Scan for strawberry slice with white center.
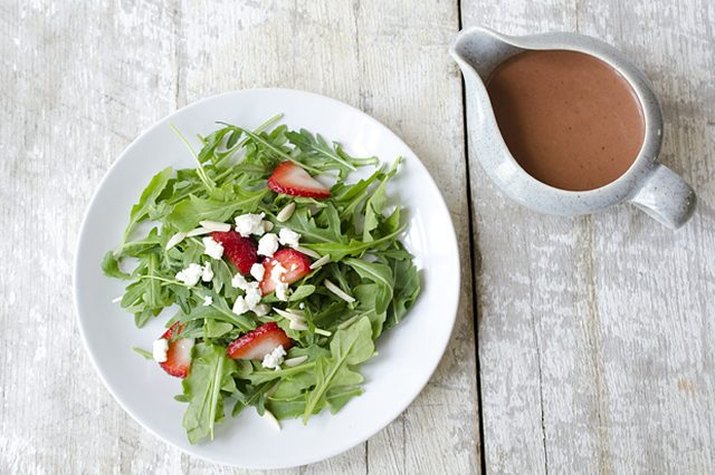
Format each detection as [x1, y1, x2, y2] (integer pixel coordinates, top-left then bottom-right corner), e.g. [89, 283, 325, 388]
[226, 322, 293, 360]
[267, 161, 331, 199]
[259, 248, 312, 295]
[158, 322, 194, 378]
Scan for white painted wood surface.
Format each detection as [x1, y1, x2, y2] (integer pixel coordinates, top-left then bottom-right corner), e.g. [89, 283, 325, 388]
[2, 0, 713, 473]
[462, 1, 715, 473]
[1, 1, 478, 473]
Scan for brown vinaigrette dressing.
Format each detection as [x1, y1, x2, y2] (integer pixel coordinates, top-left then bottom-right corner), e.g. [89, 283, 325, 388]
[486, 50, 645, 191]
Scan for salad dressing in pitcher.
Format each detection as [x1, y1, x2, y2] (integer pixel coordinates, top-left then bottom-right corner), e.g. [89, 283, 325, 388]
[486, 50, 645, 191]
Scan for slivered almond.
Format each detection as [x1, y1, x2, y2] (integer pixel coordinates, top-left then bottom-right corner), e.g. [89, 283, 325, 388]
[294, 246, 321, 259]
[165, 231, 187, 250]
[324, 279, 356, 303]
[309, 254, 330, 270]
[289, 320, 309, 331]
[283, 355, 308, 367]
[276, 202, 296, 222]
[199, 220, 231, 232]
[260, 409, 281, 431]
[186, 227, 211, 237]
[273, 307, 306, 322]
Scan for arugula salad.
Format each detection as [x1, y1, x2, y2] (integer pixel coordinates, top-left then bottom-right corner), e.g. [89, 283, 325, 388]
[102, 115, 421, 443]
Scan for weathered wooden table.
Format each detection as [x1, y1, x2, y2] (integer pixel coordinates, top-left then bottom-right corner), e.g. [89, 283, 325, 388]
[2, 1, 713, 473]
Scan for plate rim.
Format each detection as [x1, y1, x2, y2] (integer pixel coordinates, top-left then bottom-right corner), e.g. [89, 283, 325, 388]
[73, 87, 461, 468]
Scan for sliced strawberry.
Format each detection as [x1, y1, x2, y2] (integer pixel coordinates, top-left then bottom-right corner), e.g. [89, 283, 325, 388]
[159, 322, 194, 378]
[259, 248, 312, 295]
[226, 322, 293, 360]
[211, 231, 258, 274]
[267, 161, 331, 199]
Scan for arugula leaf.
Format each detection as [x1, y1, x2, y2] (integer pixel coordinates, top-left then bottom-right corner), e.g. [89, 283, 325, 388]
[166, 188, 266, 231]
[304, 223, 406, 261]
[284, 206, 345, 244]
[386, 255, 421, 330]
[286, 129, 377, 179]
[181, 343, 237, 444]
[302, 317, 374, 422]
[121, 167, 173, 246]
[132, 346, 153, 360]
[101, 251, 129, 279]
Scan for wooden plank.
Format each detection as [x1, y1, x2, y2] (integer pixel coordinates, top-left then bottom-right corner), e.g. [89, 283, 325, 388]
[0, 0, 479, 473]
[461, 0, 715, 472]
[0, 1, 184, 473]
[178, 0, 479, 473]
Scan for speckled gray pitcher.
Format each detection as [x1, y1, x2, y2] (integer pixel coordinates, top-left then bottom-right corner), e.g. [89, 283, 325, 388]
[451, 26, 696, 229]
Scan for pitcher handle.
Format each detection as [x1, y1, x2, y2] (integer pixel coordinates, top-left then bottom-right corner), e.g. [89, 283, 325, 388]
[628, 164, 696, 229]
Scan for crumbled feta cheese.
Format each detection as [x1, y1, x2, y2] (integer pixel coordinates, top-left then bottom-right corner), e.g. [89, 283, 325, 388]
[202, 295, 213, 306]
[231, 273, 249, 290]
[232, 296, 249, 315]
[250, 263, 265, 281]
[253, 304, 269, 316]
[257, 233, 280, 257]
[201, 262, 214, 282]
[234, 212, 266, 237]
[270, 262, 287, 282]
[244, 282, 262, 308]
[176, 263, 203, 287]
[299, 302, 305, 309]
[278, 227, 301, 248]
[199, 220, 231, 232]
[202, 236, 224, 259]
[276, 202, 296, 222]
[275, 282, 289, 301]
[261, 345, 287, 370]
[152, 338, 169, 362]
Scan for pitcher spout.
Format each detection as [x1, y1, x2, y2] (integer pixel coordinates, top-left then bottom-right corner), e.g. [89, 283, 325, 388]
[450, 27, 522, 82]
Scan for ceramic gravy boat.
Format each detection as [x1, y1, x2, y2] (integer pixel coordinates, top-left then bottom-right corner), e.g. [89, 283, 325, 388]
[451, 26, 696, 229]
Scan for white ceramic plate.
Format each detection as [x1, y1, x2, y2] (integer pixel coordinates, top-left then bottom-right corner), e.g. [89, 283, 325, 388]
[74, 89, 460, 469]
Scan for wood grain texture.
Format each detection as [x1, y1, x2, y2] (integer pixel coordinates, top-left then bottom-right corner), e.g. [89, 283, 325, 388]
[0, 0, 479, 473]
[461, 0, 715, 473]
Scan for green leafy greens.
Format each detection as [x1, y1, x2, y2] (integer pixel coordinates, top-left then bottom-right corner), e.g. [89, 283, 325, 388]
[103, 116, 421, 443]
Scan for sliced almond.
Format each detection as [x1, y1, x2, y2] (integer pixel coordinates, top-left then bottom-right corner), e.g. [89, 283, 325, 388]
[260, 409, 281, 431]
[309, 254, 330, 270]
[295, 246, 321, 259]
[289, 320, 309, 331]
[198, 220, 231, 232]
[186, 227, 210, 237]
[324, 279, 356, 303]
[165, 231, 187, 250]
[273, 307, 306, 322]
[283, 355, 308, 367]
[276, 202, 296, 222]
